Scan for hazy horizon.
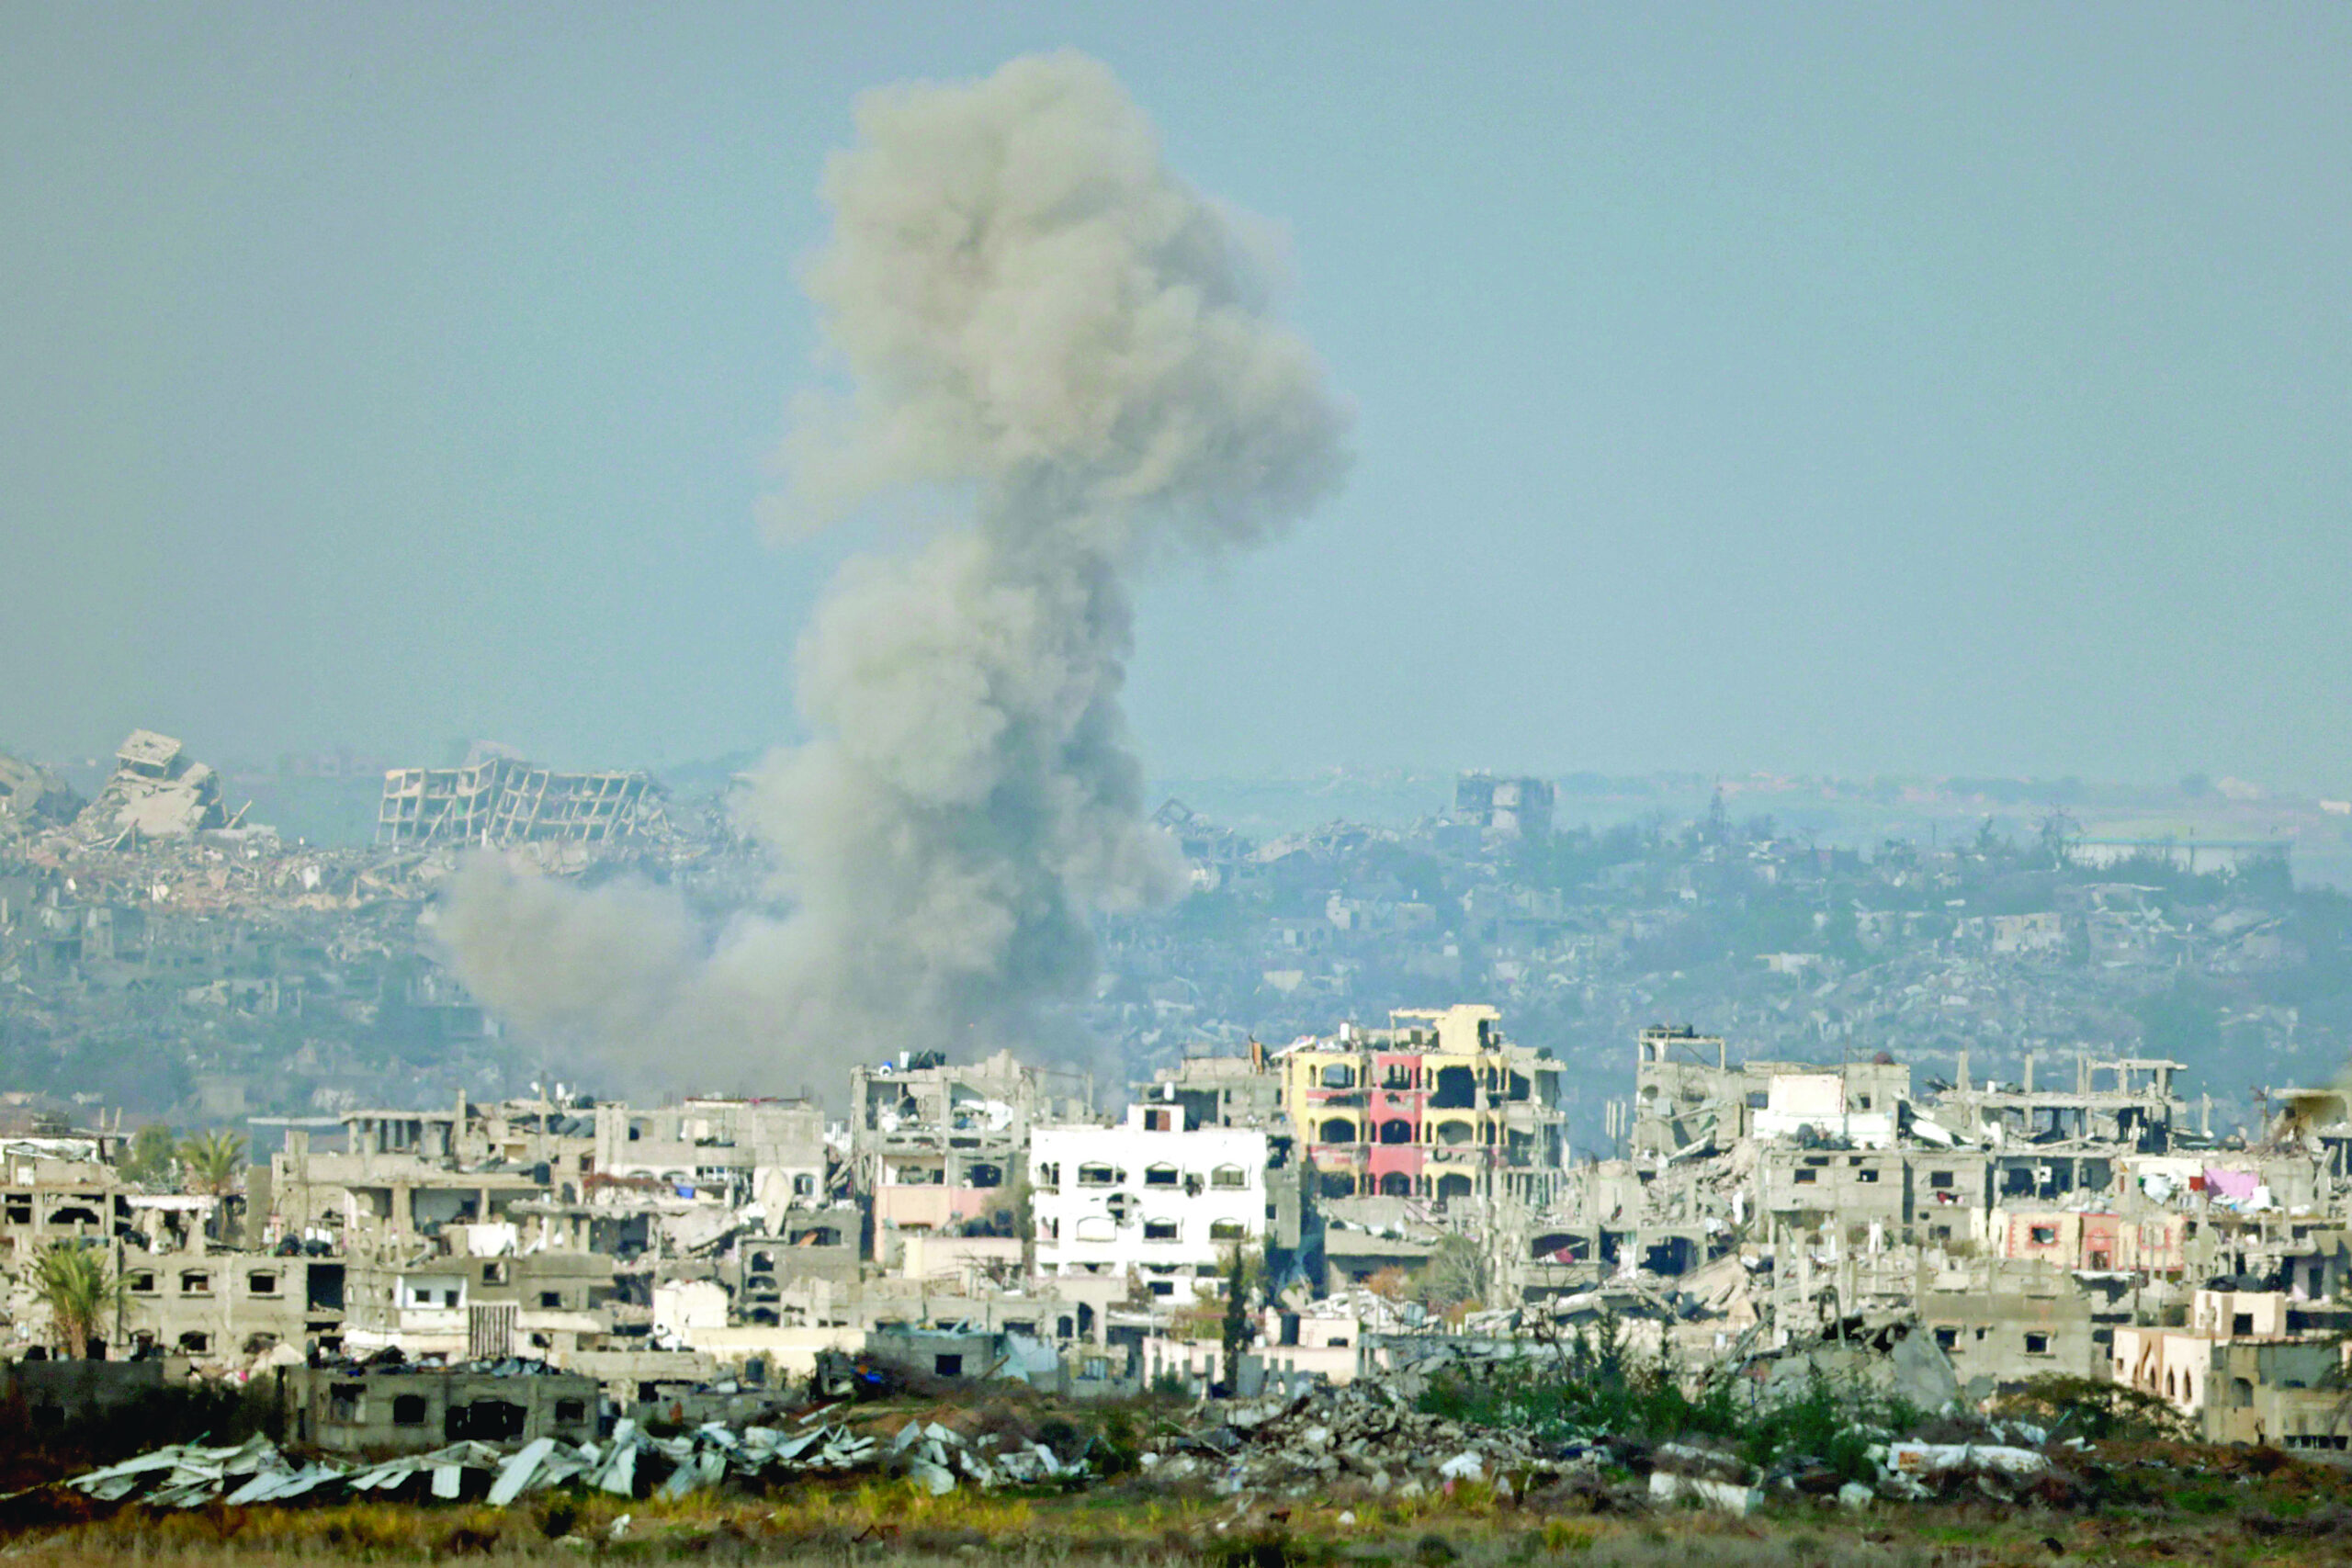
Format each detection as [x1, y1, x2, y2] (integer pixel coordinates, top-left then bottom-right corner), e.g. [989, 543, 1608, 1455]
[6, 6, 2347, 792]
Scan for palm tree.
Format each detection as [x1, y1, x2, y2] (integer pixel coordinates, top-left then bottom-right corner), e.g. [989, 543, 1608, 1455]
[176, 1129, 246, 1197]
[29, 1242, 129, 1359]
[178, 1129, 247, 1240]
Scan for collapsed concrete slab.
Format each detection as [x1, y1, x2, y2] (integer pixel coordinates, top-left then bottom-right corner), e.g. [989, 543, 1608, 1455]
[74, 730, 227, 842]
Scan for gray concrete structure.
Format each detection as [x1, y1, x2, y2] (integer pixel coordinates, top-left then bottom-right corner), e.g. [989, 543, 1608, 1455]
[281, 1363, 600, 1455]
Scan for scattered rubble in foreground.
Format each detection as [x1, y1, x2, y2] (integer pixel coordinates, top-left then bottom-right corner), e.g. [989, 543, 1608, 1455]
[24, 1365, 2351, 1540]
[44, 1405, 1085, 1511]
[1138, 1374, 2100, 1516]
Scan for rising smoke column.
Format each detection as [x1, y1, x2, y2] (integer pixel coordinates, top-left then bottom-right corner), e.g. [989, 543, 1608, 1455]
[439, 52, 1348, 1095]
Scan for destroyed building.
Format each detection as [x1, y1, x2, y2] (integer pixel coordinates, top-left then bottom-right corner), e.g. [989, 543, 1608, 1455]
[376, 752, 663, 848]
[1633, 1025, 1912, 1161]
[1932, 1053, 2192, 1149]
[849, 1049, 1091, 1235]
[1031, 1103, 1270, 1303]
[1138, 1047, 1308, 1271]
[2114, 1286, 2352, 1450]
[1453, 772, 1555, 839]
[74, 730, 230, 842]
[282, 1361, 600, 1454]
[15, 970, 2352, 1468]
[1273, 1004, 1567, 1206]
[0, 752, 80, 834]
[593, 1097, 829, 1212]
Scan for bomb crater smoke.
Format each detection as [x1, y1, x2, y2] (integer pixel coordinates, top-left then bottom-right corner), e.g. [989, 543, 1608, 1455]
[439, 52, 1349, 1095]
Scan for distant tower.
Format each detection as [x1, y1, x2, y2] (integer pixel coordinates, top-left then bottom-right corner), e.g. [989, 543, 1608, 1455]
[1455, 773, 1555, 839]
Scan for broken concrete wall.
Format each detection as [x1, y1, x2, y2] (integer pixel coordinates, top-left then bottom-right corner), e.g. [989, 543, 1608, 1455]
[282, 1363, 600, 1456]
[74, 732, 227, 842]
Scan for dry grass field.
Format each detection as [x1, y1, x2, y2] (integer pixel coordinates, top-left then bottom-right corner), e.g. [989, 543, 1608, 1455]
[12, 1471, 2352, 1568]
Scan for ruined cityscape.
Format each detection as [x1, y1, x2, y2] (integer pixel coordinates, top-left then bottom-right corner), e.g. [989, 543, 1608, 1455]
[6, 17, 2349, 1568]
[8, 728, 2352, 1541]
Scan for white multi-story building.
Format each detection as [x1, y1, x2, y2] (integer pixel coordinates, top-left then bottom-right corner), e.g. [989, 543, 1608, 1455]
[1031, 1107, 1268, 1303]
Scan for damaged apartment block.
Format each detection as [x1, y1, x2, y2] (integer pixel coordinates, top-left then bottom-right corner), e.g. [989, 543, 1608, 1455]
[1276, 1005, 1566, 1206]
[376, 749, 663, 848]
[850, 1048, 1091, 1244]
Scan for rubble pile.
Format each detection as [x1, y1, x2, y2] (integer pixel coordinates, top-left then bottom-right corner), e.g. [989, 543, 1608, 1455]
[1880, 1438, 2056, 1502]
[0, 753, 81, 835]
[55, 1411, 1088, 1512]
[1141, 1379, 1556, 1499]
[74, 731, 228, 843]
[1645, 1426, 2068, 1517]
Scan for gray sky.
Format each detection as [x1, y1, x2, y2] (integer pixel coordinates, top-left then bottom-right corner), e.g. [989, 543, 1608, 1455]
[4, 5, 2346, 790]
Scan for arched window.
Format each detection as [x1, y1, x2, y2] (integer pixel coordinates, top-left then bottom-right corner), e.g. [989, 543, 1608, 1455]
[1075, 1216, 1116, 1243]
[1379, 1120, 1413, 1145]
[1319, 1064, 1356, 1089]
[1318, 1117, 1357, 1144]
[1209, 1220, 1246, 1243]
[1145, 1164, 1181, 1188]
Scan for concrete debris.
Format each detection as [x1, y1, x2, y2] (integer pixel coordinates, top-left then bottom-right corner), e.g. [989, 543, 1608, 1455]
[1747, 1315, 1963, 1414]
[74, 731, 228, 842]
[0, 752, 82, 831]
[1885, 1441, 2050, 1480]
[1647, 1443, 1764, 1514]
[54, 1410, 1086, 1510]
[1647, 1468, 1761, 1516]
[1141, 1379, 1556, 1499]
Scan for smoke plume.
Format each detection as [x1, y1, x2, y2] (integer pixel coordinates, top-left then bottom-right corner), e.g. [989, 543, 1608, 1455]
[439, 52, 1348, 1098]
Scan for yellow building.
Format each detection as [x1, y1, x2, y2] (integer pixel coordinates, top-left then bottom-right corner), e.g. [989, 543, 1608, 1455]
[1272, 1005, 1565, 1206]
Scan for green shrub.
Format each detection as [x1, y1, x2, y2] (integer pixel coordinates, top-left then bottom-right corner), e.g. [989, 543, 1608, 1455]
[1419, 1314, 1914, 1483]
[1990, 1373, 2189, 1442]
